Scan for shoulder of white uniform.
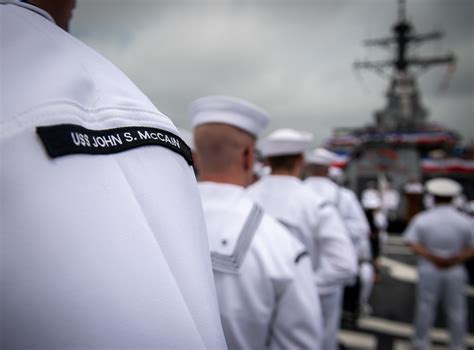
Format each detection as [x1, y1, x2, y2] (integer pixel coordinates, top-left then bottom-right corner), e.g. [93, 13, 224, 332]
[210, 201, 264, 274]
[340, 187, 357, 199]
[254, 214, 309, 264]
[3, 4, 163, 123]
[294, 183, 336, 217]
[407, 209, 431, 227]
[449, 208, 473, 224]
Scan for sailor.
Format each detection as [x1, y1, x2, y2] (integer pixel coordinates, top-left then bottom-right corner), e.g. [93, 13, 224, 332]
[403, 178, 474, 350]
[1, 1, 226, 348]
[362, 188, 388, 282]
[404, 176, 425, 221]
[380, 178, 400, 228]
[304, 148, 373, 318]
[247, 129, 357, 350]
[190, 96, 323, 349]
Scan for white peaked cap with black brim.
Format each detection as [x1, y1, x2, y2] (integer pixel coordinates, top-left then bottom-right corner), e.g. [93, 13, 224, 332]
[425, 178, 462, 197]
[189, 95, 270, 138]
[258, 128, 313, 157]
[305, 147, 337, 166]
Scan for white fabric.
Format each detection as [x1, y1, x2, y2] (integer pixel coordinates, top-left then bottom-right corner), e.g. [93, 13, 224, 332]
[404, 205, 474, 350]
[1, 3, 226, 349]
[425, 177, 462, 197]
[303, 177, 370, 348]
[305, 147, 337, 166]
[361, 188, 382, 209]
[404, 205, 474, 268]
[319, 288, 343, 350]
[414, 265, 467, 350]
[359, 262, 375, 310]
[258, 128, 313, 157]
[199, 183, 322, 350]
[404, 181, 424, 194]
[381, 188, 400, 212]
[189, 95, 270, 137]
[304, 177, 371, 260]
[247, 175, 358, 296]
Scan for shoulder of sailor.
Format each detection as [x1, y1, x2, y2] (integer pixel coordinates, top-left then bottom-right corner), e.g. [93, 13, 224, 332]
[254, 213, 308, 265]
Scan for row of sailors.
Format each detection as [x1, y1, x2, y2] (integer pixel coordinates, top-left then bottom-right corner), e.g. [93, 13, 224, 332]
[5, 2, 471, 348]
[188, 95, 372, 349]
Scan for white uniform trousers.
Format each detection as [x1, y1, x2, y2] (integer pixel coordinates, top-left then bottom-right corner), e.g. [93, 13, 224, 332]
[359, 262, 374, 311]
[320, 287, 343, 350]
[413, 264, 467, 350]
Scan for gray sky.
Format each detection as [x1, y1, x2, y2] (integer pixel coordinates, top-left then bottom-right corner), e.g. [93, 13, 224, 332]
[71, 0, 473, 146]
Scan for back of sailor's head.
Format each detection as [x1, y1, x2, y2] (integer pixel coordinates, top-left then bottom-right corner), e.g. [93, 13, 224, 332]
[304, 147, 337, 176]
[258, 128, 313, 158]
[189, 96, 270, 181]
[258, 128, 313, 173]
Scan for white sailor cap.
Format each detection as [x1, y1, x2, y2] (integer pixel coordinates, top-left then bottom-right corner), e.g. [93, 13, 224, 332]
[425, 178, 462, 197]
[305, 147, 337, 165]
[189, 96, 270, 137]
[258, 128, 313, 157]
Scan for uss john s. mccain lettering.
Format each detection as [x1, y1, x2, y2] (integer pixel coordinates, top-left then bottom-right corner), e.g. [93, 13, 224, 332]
[71, 129, 180, 149]
[37, 124, 193, 165]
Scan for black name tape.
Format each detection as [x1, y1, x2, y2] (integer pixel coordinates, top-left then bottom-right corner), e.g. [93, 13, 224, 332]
[36, 124, 193, 165]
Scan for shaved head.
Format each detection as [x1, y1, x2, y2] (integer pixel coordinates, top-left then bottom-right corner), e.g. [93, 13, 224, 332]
[194, 123, 255, 185]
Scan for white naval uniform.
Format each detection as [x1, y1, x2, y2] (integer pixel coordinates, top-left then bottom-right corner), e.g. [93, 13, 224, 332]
[248, 175, 357, 350]
[404, 204, 474, 350]
[304, 176, 374, 313]
[1, 2, 226, 349]
[199, 182, 323, 350]
[304, 176, 370, 258]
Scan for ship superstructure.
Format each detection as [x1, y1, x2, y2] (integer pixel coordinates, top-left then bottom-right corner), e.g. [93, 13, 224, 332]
[325, 0, 473, 226]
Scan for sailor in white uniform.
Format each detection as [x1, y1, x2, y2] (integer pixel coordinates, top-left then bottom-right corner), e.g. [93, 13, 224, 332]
[403, 178, 474, 350]
[190, 96, 323, 350]
[304, 148, 373, 315]
[247, 129, 357, 350]
[1, 1, 226, 348]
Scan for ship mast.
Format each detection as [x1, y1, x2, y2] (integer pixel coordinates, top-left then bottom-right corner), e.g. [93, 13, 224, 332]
[353, 0, 456, 131]
[354, 0, 455, 74]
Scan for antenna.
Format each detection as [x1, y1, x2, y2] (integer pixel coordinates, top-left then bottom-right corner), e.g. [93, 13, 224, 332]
[354, 0, 455, 74]
[398, 0, 406, 22]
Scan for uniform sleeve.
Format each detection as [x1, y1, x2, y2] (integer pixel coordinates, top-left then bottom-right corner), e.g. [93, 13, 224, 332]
[468, 219, 474, 247]
[313, 205, 358, 292]
[339, 190, 371, 254]
[403, 216, 421, 244]
[271, 252, 323, 350]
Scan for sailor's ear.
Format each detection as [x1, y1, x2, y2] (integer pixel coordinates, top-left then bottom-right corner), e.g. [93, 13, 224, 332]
[242, 144, 255, 172]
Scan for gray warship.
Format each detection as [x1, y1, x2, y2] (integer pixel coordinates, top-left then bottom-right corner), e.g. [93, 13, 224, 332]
[325, 0, 473, 228]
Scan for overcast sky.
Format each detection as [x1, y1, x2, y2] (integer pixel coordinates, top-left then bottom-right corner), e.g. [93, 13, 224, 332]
[71, 0, 473, 146]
